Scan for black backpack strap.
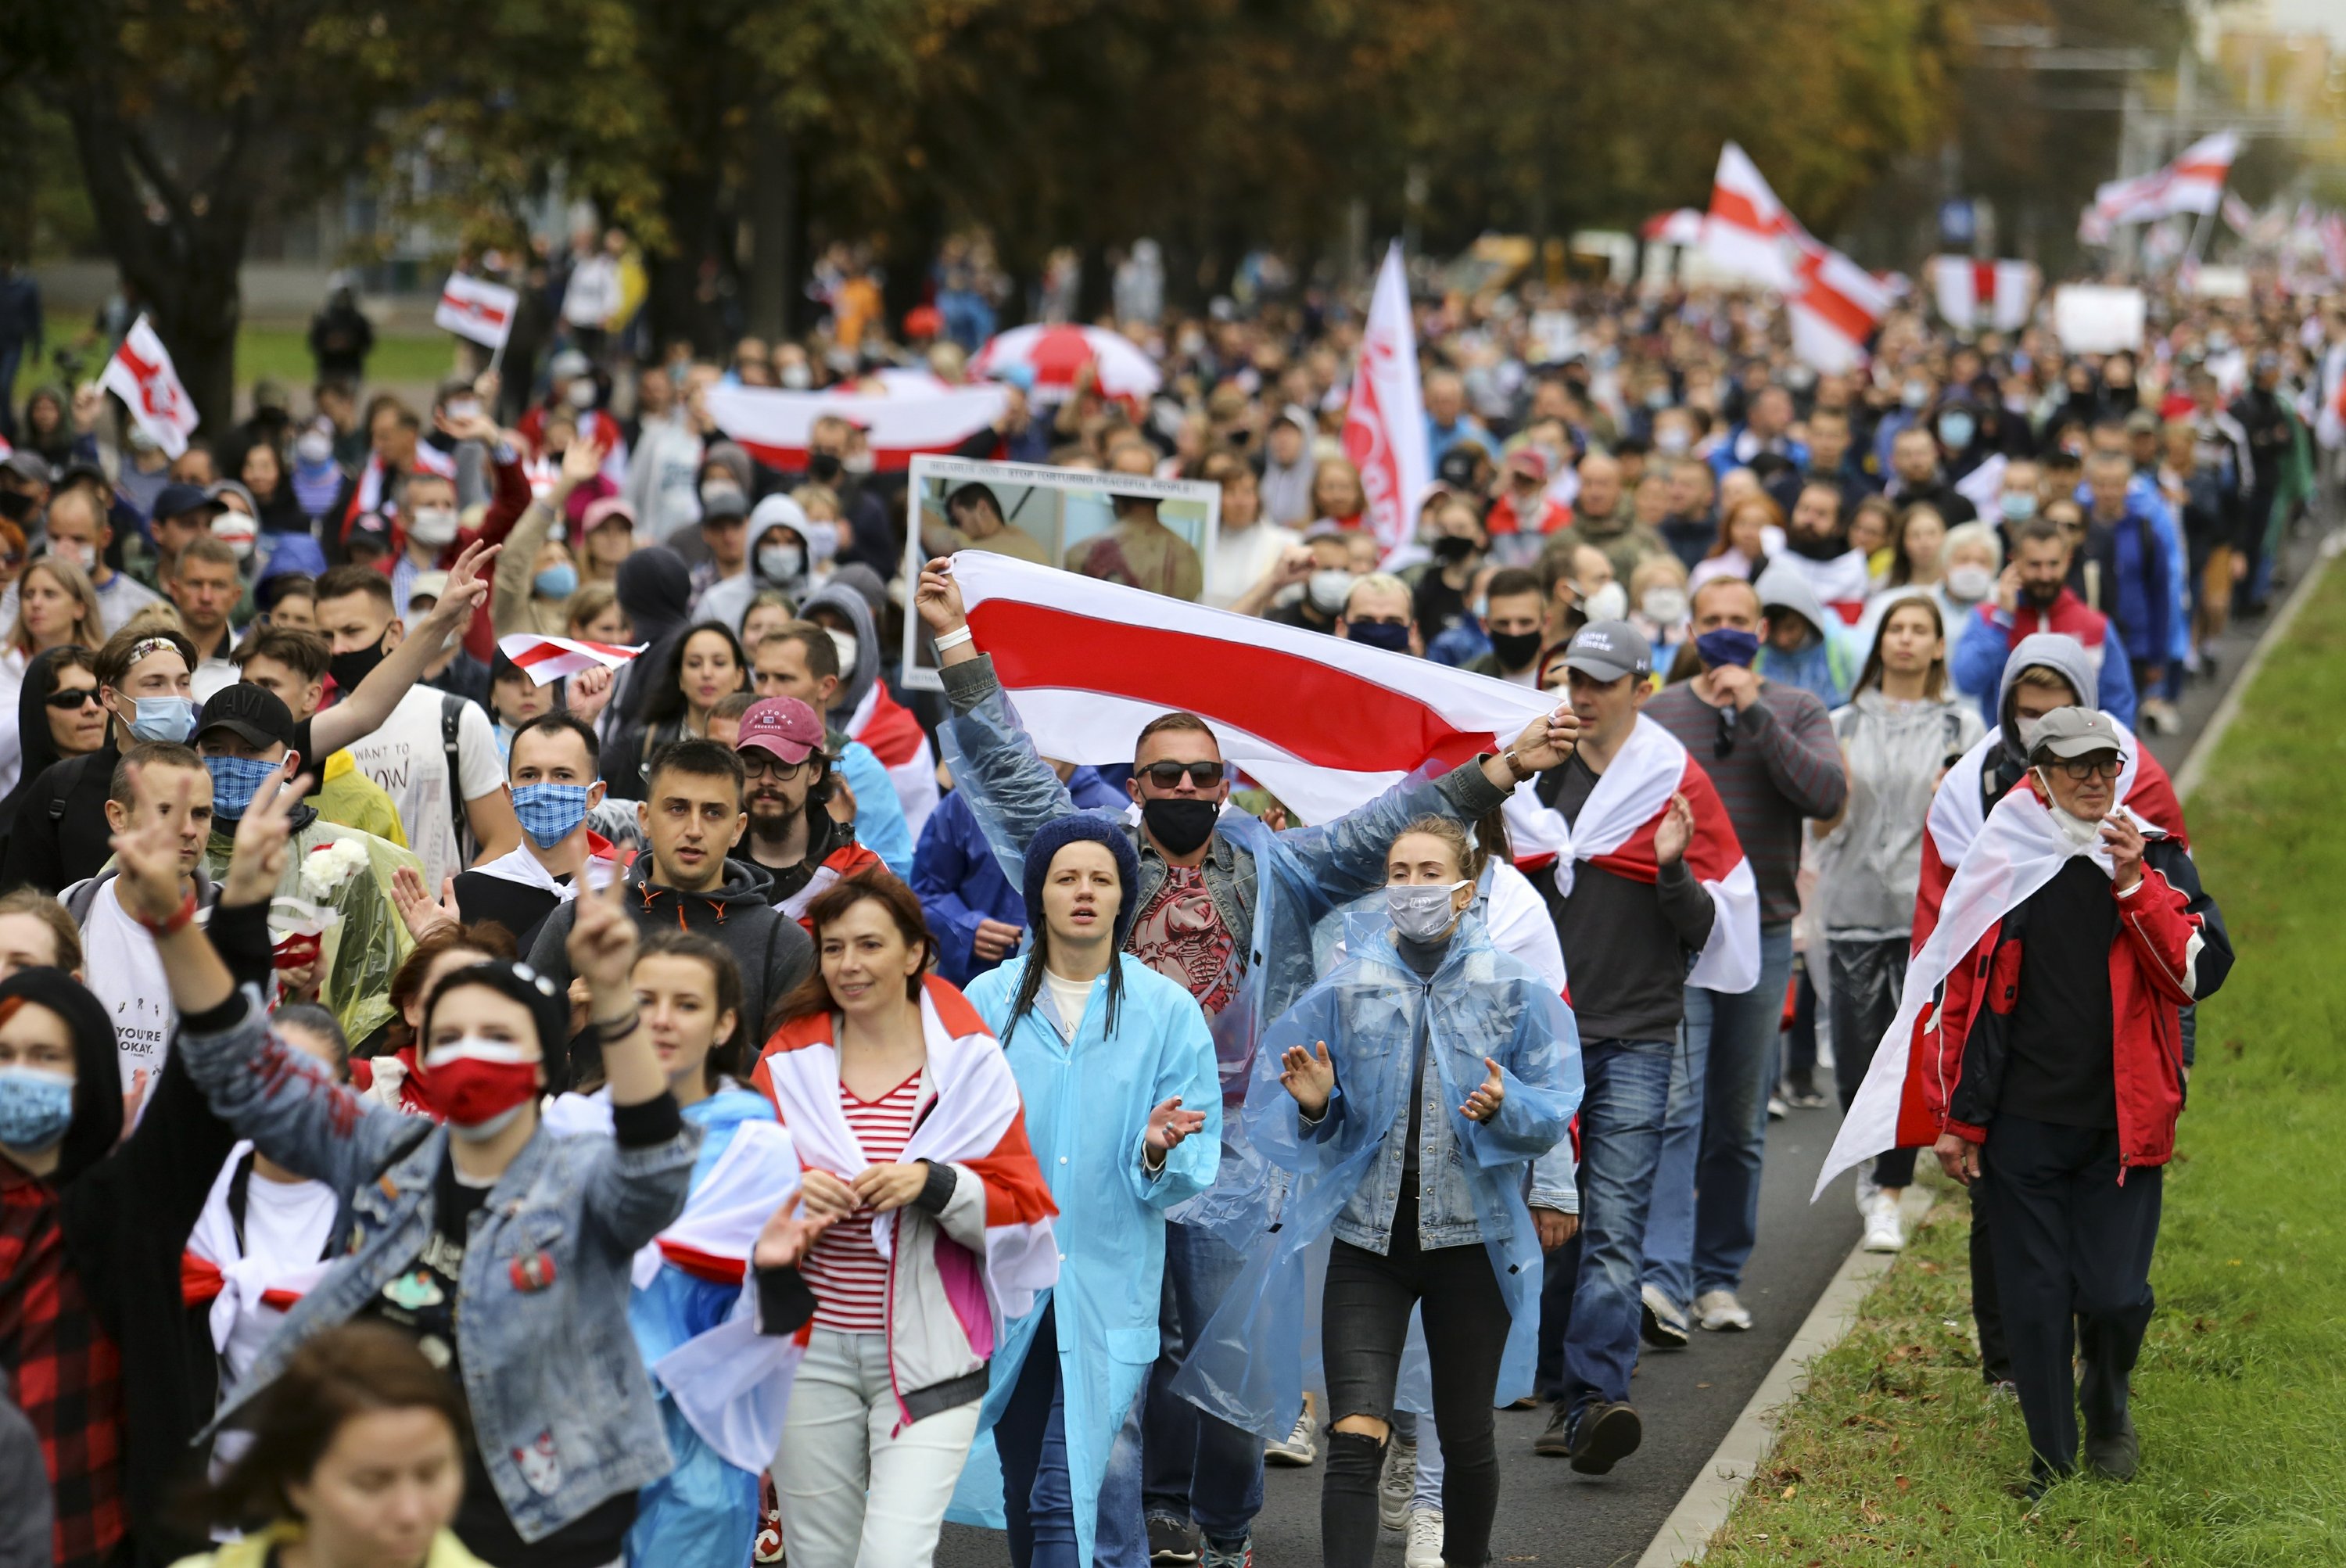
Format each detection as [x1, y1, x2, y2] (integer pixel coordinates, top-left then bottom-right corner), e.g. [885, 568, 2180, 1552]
[439, 692, 470, 861]
[224, 1148, 259, 1254]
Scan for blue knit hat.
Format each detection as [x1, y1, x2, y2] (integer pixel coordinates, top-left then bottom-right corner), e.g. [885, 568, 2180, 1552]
[1021, 813, 1143, 951]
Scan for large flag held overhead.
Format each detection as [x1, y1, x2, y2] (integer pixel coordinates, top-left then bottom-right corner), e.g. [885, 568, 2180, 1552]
[1703, 142, 1803, 290]
[2093, 131, 2241, 226]
[497, 633, 649, 686]
[435, 273, 521, 350]
[99, 315, 199, 460]
[704, 383, 1010, 473]
[947, 549, 1551, 826]
[1500, 715, 1762, 994]
[1343, 242, 1433, 562]
[1788, 243, 1892, 373]
[1928, 257, 2038, 333]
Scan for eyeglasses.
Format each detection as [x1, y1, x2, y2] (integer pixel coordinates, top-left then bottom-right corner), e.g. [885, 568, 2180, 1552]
[1139, 759, 1225, 790]
[2049, 755, 2123, 781]
[744, 755, 813, 780]
[45, 688, 101, 711]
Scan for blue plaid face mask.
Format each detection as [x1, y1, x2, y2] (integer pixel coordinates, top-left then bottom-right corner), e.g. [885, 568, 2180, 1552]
[203, 753, 282, 820]
[511, 782, 591, 849]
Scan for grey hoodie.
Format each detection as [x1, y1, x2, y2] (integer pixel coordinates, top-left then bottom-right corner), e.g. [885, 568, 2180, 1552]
[695, 494, 831, 637]
[802, 574, 882, 722]
[1993, 631, 2100, 770]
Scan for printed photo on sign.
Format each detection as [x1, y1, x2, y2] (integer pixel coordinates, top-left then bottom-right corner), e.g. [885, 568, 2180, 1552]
[898, 454, 1221, 691]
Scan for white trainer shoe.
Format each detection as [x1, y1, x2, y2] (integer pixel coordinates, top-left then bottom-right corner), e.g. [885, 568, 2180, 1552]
[1377, 1437, 1418, 1530]
[1862, 1191, 1907, 1253]
[1695, 1289, 1753, 1331]
[1264, 1390, 1318, 1466]
[1404, 1507, 1445, 1568]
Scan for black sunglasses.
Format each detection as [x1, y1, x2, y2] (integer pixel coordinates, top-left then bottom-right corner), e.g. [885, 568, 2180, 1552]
[1140, 760, 1225, 790]
[45, 687, 101, 710]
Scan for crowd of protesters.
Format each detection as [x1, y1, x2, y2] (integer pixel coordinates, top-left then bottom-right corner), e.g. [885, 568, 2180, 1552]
[0, 224, 2329, 1568]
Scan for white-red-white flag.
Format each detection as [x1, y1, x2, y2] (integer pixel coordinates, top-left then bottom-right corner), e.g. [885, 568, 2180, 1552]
[2221, 192, 2256, 238]
[2093, 131, 2240, 225]
[497, 633, 648, 686]
[1343, 242, 1433, 563]
[435, 273, 520, 350]
[1640, 208, 1706, 246]
[1788, 243, 1891, 374]
[1702, 143, 1802, 289]
[1928, 257, 2037, 333]
[99, 315, 199, 460]
[946, 549, 1548, 826]
[703, 383, 1009, 473]
[1501, 714, 1761, 994]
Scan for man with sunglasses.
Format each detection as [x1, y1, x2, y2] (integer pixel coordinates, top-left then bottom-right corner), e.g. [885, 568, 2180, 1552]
[1921, 708, 2228, 1497]
[730, 696, 881, 920]
[913, 556, 1576, 1568]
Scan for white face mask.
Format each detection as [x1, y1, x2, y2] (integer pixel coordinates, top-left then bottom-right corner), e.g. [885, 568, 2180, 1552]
[565, 379, 598, 410]
[296, 429, 335, 465]
[1580, 582, 1628, 623]
[779, 364, 812, 390]
[1946, 564, 1996, 602]
[1386, 881, 1469, 944]
[407, 505, 459, 547]
[1654, 427, 1691, 456]
[757, 541, 805, 583]
[50, 539, 95, 571]
[1641, 587, 1688, 626]
[827, 628, 859, 674]
[2033, 769, 2105, 848]
[1307, 569, 1354, 615]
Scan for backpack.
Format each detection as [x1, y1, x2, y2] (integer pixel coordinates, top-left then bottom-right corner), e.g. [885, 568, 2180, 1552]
[440, 691, 478, 867]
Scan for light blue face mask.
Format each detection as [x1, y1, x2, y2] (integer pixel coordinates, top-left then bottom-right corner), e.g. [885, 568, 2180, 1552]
[0, 1064, 75, 1153]
[129, 696, 198, 744]
[203, 753, 281, 820]
[534, 562, 580, 600]
[511, 782, 591, 849]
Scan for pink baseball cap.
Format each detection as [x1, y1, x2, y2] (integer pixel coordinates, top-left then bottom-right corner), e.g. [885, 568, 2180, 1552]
[735, 697, 825, 764]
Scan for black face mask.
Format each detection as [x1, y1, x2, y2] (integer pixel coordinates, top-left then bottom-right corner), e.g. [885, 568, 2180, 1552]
[0, 490, 32, 524]
[329, 638, 389, 694]
[1490, 627, 1544, 672]
[1430, 534, 1478, 567]
[1347, 622, 1412, 655]
[806, 452, 843, 484]
[1140, 797, 1218, 858]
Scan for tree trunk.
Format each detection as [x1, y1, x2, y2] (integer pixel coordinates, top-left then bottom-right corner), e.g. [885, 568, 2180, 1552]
[745, 108, 796, 342]
[148, 261, 240, 441]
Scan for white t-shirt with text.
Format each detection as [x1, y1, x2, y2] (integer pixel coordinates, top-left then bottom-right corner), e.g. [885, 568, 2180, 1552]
[339, 685, 507, 889]
[83, 881, 177, 1120]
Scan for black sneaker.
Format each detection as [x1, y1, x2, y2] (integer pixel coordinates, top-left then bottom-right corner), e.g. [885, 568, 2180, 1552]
[1567, 1401, 1642, 1475]
[1533, 1401, 1575, 1457]
[1148, 1514, 1201, 1564]
[2085, 1415, 2140, 1481]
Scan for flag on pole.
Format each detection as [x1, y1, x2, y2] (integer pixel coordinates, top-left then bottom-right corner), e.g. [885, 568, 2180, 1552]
[99, 315, 199, 460]
[1928, 257, 2038, 332]
[497, 633, 649, 686]
[946, 549, 1548, 826]
[1702, 143, 1802, 289]
[2093, 131, 2241, 226]
[2221, 192, 2256, 238]
[435, 273, 521, 350]
[1787, 243, 1891, 373]
[1342, 242, 1433, 562]
[703, 383, 1010, 472]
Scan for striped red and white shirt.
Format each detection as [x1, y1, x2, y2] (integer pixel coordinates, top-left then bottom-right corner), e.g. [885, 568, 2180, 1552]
[802, 1071, 924, 1333]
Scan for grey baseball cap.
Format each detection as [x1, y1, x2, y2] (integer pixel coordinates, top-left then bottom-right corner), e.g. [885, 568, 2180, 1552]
[2025, 706, 2126, 764]
[1561, 619, 1652, 683]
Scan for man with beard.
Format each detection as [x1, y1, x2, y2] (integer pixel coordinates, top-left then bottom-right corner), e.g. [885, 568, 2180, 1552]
[1771, 481, 1871, 626]
[731, 696, 880, 920]
[1951, 516, 2136, 728]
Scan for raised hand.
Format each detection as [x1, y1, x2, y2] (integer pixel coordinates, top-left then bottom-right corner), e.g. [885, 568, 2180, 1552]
[557, 436, 607, 495]
[567, 851, 642, 1003]
[1508, 705, 1582, 777]
[752, 1189, 830, 1270]
[1279, 1040, 1336, 1118]
[1459, 1057, 1506, 1123]
[390, 867, 461, 942]
[914, 558, 969, 635]
[223, 759, 315, 908]
[2100, 813, 2147, 893]
[567, 665, 616, 724]
[1145, 1096, 1207, 1154]
[1654, 792, 1695, 867]
[108, 762, 196, 924]
[419, 538, 502, 633]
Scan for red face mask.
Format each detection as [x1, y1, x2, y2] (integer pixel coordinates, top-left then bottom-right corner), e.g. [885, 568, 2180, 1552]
[418, 1038, 541, 1134]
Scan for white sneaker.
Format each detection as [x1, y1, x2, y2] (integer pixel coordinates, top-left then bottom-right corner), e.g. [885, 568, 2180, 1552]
[1853, 1165, 1882, 1217]
[1695, 1289, 1753, 1331]
[1377, 1437, 1418, 1530]
[1862, 1191, 1907, 1253]
[1403, 1506, 1445, 1568]
[1264, 1390, 1318, 1466]
[1767, 1094, 1789, 1121]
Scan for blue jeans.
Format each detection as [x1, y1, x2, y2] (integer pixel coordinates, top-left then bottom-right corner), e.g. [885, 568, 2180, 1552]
[999, 1305, 1149, 1568]
[1642, 923, 1795, 1308]
[1142, 1221, 1266, 1545]
[1548, 1038, 1676, 1412]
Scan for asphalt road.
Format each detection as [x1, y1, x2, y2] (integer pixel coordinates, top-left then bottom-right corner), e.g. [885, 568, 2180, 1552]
[935, 515, 2325, 1567]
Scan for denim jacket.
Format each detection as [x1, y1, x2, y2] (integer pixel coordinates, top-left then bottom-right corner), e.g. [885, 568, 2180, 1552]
[178, 990, 699, 1545]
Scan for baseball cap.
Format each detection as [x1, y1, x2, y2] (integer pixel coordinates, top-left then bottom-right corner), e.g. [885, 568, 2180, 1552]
[583, 496, 635, 533]
[734, 697, 825, 765]
[1561, 619, 1652, 683]
[2025, 706, 2126, 765]
[699, 484, 749, 523]
[196, 683, 296, 752]
[152, 482, 221, 522]
[2, 450, 52, 486]
[549, 348, 592, 381]
[2123, 408, 2160, 436]
[1506, 447, 1550, 480]
[206, 479, 257, 517]
[345, 511, 393, 558]
[409, 570, 450, 607]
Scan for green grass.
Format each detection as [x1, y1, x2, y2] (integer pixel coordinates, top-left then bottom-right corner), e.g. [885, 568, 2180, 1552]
[6, 325, 459, 407]
[1697, 552, 2346, 1567]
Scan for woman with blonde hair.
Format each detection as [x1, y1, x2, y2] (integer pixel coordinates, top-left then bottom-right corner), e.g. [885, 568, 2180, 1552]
[1687, 493, 1781, 593]
[0, 554, 105, 791]
[1309, 457, 1367, 532]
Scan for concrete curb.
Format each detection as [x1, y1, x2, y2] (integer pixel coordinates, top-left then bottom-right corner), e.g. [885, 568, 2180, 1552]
[1633, 533, 2339, 1567]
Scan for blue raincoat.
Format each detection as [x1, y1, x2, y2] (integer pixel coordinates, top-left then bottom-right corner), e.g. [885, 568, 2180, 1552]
[913, 766, 1128, 986]
[962, 954, 1221, 1564]
[1169, 910, 1583, 1441]
[625, 1086, 777, 1568]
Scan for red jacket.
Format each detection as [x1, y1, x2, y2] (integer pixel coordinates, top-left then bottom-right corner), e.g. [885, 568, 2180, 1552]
[1929, 792, 2230, 1173]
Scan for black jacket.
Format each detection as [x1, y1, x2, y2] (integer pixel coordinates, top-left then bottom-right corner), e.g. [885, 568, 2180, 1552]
[1, 737, 120, 895]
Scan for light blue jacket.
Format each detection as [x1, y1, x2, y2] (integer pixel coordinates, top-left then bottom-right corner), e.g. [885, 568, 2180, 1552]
[1170, 912, 1583, 1441]
[965, 955, 1221, 1564]
[626, 1088, 776, 1568]
[837, 737, 915, 877]
[180, 989, 699, 1545]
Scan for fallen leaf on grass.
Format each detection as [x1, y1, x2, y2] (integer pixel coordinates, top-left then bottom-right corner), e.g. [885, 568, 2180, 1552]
[1895, 1474, 1910, 1492]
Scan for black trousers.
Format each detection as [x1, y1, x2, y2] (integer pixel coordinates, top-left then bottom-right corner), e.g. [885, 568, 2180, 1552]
[1975, 1114, 2162, 1479]
[1322, 1182, 1510, 1568]
[1829, 937, 1918, 1188]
